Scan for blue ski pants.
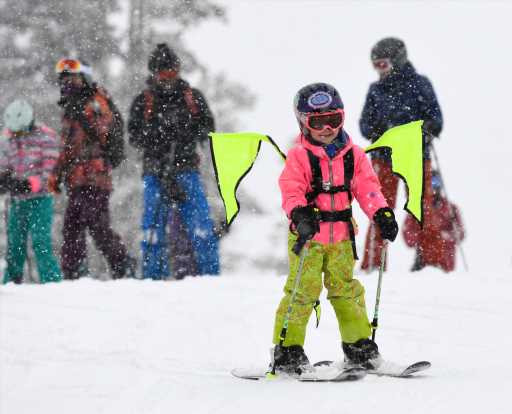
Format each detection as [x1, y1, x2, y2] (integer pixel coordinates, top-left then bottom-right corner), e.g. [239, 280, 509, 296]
[141, 173, 220, 279]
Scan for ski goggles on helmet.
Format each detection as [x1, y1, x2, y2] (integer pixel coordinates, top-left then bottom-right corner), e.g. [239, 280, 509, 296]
[303, 109, 344, 131]
[55, 58, 92, 76]
[372, 58, 392, 74]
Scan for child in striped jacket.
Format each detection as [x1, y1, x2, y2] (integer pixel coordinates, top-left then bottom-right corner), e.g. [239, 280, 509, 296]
[0, 100, 62, 284]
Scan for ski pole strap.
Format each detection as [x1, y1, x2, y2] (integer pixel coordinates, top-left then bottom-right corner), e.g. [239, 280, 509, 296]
[371, 320, 377, 341]
[313, 300, 321, 328]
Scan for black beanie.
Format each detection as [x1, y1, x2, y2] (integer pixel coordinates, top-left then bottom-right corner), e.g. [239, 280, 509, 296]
[148, 43, 181, 74]
[371, 37, 408, 68]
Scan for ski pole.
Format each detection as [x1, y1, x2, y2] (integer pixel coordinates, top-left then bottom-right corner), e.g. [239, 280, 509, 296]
[430, 141, 469, 271]
[371, 241, 387, 341]
[268, 241, 310, 377]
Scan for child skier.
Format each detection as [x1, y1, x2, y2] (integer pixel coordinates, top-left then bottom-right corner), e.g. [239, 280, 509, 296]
[270, 83, 398, 375]
[0, 100, 62, 284]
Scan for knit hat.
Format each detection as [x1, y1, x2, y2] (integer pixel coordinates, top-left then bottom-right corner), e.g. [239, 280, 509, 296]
[148, 43, 181, 74]
[371, 37, 408, 69]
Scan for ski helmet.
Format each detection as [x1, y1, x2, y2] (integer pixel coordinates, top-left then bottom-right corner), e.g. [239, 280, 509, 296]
[148, 43, 181, 75]
[371, 37, 408, 69]
[55, 58, 93, 85]
[3, 100, 34, 133]
[293, 83, 344, 132]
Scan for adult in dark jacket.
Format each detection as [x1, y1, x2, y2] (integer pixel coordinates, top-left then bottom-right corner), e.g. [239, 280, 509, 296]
[359, 37, 443, 272]
[49, 58, 136, 280]
[128, 43, 219, 279]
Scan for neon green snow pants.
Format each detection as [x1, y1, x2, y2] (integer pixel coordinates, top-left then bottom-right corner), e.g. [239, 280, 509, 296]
[3, 196, 62, 284]
[272, 233, 371, 346]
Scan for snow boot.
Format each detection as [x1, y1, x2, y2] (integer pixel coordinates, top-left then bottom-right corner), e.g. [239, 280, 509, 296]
[410, 250, 425, 272]
[411, 254, 425, 272]
[113, 256, 137, 279]
[11, 274, 23, 284]
[271, 345, 313, 375]
[342, 338, 382, 370]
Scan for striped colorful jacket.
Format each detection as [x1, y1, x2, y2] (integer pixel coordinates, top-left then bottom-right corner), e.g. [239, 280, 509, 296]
[0, 125, 60, 199]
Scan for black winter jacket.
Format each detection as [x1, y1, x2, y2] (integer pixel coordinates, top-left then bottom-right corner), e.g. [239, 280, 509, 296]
[128, 78, 215, 177]
[360, 62, 443, 161]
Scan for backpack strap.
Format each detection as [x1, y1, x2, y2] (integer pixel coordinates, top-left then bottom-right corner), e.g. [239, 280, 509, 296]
[183, 88, 200, 115]
[305, 148, 358, 259]
[143, 90, 155, 122]
[143, 87, 200, 122]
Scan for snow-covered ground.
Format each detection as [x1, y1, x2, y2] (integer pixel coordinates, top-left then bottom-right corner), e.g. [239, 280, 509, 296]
[1, 268, 511, 414]
[2, 1, 512, 413]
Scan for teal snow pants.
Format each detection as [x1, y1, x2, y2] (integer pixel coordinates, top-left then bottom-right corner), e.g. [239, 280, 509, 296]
[3, 196, 62, 284]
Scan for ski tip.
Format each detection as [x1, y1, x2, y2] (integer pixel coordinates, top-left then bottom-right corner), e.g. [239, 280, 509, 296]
[400, 361, 432, 377]
[313, 360, 334, 367]
[409, 361, 431, 369]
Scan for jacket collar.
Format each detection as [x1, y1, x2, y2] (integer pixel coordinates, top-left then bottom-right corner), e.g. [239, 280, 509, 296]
[298, 129, 353, 160]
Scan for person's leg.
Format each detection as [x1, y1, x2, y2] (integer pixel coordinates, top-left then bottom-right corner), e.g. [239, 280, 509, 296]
[61, 189, 88, 280]
[325, 240, 380, 368]
[361, 159, 398, 272]
[27, 196, 61, 283]
[272, 234, 324, 347]
[270, 235, 325, 373]
[417, 160, 436, 263]
[85, 187, 132, 279]
[141, 175, 170, 279]
[168, 208, 197, 279]
[176, 171, 219, 276]
[324, 241, 372, 344]
[3, 199, 29, 284]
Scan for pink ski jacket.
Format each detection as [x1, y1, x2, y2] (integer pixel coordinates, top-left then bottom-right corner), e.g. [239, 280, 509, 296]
[279, 133, 388, 245]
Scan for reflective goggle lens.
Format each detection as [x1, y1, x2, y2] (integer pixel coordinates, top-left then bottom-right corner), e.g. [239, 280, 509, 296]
[55, 59, 82, 74]
[372, 58, 392, 72]
[307, 111, 344, 130]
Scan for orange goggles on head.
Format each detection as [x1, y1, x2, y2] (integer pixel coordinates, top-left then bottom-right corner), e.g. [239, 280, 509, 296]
[55, 58, 92, 76]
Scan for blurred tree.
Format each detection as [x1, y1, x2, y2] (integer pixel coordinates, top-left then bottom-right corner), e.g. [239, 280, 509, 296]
[0, 0, 257, 278]
[0, 0, 120, 124]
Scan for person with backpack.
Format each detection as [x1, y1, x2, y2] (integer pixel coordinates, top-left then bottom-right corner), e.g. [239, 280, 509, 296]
[49, 58, 136, 280]
[128, 43, 219, 280]
[269, 83, 398, 375]
[403, 171, 465, 272]
[0, 100, 62, 284]
[359, 37, 443, 273]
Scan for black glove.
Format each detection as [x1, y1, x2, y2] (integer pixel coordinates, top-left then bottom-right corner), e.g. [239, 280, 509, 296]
[0, 171, 32, 196]
[291, 206, 320, 241]
[422, 120, 439, 144]
[10, 178, 32, 195]
[373, 207, 398, 241]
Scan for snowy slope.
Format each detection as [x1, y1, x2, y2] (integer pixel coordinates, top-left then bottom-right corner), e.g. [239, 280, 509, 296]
[2, 1, 512, 413]
[1, 269, 511, 414]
